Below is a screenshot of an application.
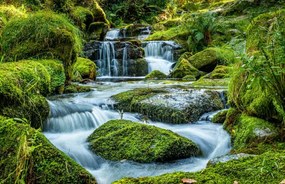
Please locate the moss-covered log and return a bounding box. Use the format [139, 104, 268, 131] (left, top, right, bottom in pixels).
[88, 120, 200, 163]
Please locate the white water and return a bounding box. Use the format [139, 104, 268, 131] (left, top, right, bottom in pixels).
[105, 29, 121, 41]
[44, 81, 231, 184]
[143, 41, 175, 75]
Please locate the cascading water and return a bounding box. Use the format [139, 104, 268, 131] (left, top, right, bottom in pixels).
[44, 81, 231, 184]
[97, 42, 119, 76]
[143, 41, 177, 75]
[105, 29, 122, 41]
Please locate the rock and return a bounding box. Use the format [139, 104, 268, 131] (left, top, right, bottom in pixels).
[170, 59, 200, 79]
[0, 116, 96, 183]
[188, 47, 235, 73]
[72, 57, 96, 82]
[145, 70, 167, 79]
[212, 110, 228, 124]
[280, 179, 285, 184]
[87, 120, 200, 163]
[112, 88, 224, 124]
[208, 153, 255, 166]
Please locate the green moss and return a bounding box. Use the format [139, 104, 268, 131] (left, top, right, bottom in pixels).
[192, 78, 229, 87]
[182, 75, 196, 81]
[70, 6, 94, 30]
[212, 110, 228, 124]
[204, 65, 231, 79]
[64, 83, 92, 94]
[72, 57, 96, 82]
[188, 47, 235, 72]
[88, 21, 108, 40]
[233, 115, 278, 151]
[0, 61, 52, 128]
[0, 5, 27, 32]
[35, 60, 66, 94]
[0, 116, 96, 183]
[88, 120, 200, 163]
[223, 108, 241, 134]
[145, 70, 167, 79]
[0, 11, 82, 80]
[114, 150, 285, 184]
[146, 26, 189, 47]
[170, 59, 200, 79]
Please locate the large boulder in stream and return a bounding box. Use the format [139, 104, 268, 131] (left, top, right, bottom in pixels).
[88, 120, 200, 163]
[112, 88, 224, 124]
[0, 116, 96, 183]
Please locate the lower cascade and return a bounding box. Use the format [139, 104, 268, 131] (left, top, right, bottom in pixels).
[44, 82, 231, 184]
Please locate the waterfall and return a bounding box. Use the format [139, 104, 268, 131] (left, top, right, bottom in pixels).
[97, 42, 119, 76]
[105, 29, 121, 41]
[122, 45, 128, 76]
[143, 41, 176, 75]
[138, 26, 151, 40]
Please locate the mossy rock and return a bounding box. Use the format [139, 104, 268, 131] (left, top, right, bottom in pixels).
[0, 61, 52, 128]
[64, 84, 92, 94]
[36, 59, 66, 94]
[170, 59, 200, 79]
[72, 57, 96, 82]
[0, 11, 82, 80]
[232, 115, 278, 151]
[127, 58, 149, 76]
[145, 70, 167, 80]
[0, 116, 96, 183]
[212, 110, 228, 124]
[192, 78, 229, 87]
[112, 88, 224, 124]
[88, 22, 108, 40]
[70, 6, 94, 30]
[0, 5, 27, 32]
[204, 65, 231, 79]
[88, 120, 200, 163]
[114, 150, 285, 184]
[182, 75, 196, 81]
[188, 47, 235, 73]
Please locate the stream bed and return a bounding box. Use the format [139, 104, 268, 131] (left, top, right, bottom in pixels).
[43, 80, 231, 184]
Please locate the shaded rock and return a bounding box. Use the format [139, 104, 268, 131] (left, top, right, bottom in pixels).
[88, 120, 200, 163]
[145, 70, 167, 79]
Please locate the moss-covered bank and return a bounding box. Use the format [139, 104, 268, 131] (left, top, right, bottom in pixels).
[0, 11, 82, 80]
[72, 57, 97, 82]
[88, 120, 200, 163]
[114, 150, 285, 184]
[0, 116, 96, 183]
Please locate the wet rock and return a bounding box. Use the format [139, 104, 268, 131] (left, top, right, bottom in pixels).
[208, 153, 256, 166]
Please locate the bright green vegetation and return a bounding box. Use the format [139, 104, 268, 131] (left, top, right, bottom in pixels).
[145, 70, 167, 79]
[88, 120, 200, 163]
[170, 59, 200, 79]
[0, 116, 96, 183]
[114, 150, 285, 184]
[64, 83, 92, 94]
[72, 57, 96, 82]
[0, 61, 51, 128]
[212, 110, 228, 124]
[0, 11, 82, 80]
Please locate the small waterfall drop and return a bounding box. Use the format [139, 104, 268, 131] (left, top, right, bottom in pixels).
[143, 41, 177, 75]
[105, 29, 121, 41]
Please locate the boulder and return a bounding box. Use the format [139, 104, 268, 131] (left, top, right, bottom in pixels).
[72, 57, 96, 82]
[88, 120, 200, 163]
[0, 116, 96, 183]
[145, 70, 167, 79]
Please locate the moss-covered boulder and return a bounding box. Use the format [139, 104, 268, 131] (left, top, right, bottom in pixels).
[232, 115, 278, 152]
[212, 110, 228, 124]
[188, 47, 235, 72]
[72, 57, 96, 82]
[170, 59, 200, 79]
[88, 120, 200, 163]
[0, 5, 27, 32]
[112, 88, 224, 123]
[0, 61, 52, 128]
[204, 65, 231, 79]
[114, 150, 285, 184]
[0, 11, 82, 80]
[145, 70, 167, 79]
[0, 116, 96, 183]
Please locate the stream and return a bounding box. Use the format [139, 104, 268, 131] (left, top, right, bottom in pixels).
[43, 81, 231, 184]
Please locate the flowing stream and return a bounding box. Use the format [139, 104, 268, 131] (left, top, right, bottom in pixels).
[44, 81, 231, 184]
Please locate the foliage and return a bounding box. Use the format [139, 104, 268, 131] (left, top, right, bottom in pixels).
[88, 119, 200, 163]
[0, 11, 82, 80]
[0, 116, 97, 183]
[114, 150, 285, 184]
